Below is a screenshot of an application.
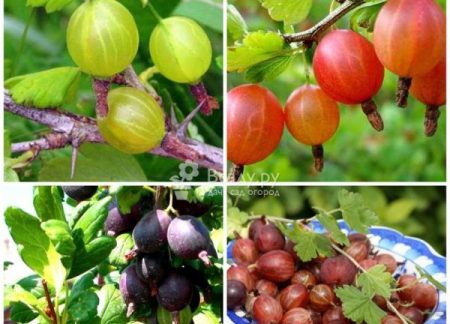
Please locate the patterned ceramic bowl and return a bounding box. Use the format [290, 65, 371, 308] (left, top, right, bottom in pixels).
[227, 220, 447, 324]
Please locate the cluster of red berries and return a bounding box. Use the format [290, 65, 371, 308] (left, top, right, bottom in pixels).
[227, 217, 438, 324]
[227, 0, 446, 172]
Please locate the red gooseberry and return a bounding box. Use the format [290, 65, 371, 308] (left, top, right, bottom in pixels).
[313, 29, 384, 131]
[373, 0, 445, 107]
[227, 84, 284, 166]
[410, 57, 446, 136]
[285, 84, 340, 171]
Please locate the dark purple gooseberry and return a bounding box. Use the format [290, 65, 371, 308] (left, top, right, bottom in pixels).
[119, 264, 152, 317]
[172, 196, 210, 216]
[135, 253, 167, 286]
[62, 186, 98, 201]
[132, 209, 172, 253]
[227, 280, 247, 309]
[104, 199, 143, 237]
[167, 215, 215, 266]
[157, 272, 193, 312]
[254, 223, 286, 253]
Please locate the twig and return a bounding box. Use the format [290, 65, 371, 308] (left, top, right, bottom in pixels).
[42, 280, 57, 324]
[283, 0, 365, 44]
[5, 91, 223, 172]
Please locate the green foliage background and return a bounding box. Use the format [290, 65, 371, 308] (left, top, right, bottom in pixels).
[228, 186, 446, 256]
[228, 0, 446, 182]
[4, 0, 223, 181]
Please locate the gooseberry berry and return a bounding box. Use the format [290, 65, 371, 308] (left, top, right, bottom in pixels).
[309, 284, 335, 312]
[279, 284, 309, 310]
[410, 283, 438, 311]
[254, 223, 285, 253]
[320, 255, 357, 285]
[255, 279, 278, 297]
[253, 295, 283, 324]
[256, 250, 296, 282]
[66, 0, 139, 77]
[285, 84, 340, 171]
[410, 57, 446, 136]
[232, 238, 259, 265]
[149, 17, 212, 84]
[227, 265, 255, 292]
[227, 280, 247, 309]
[313, 30, 384, 131]
[281, 307, 314, 324]
[227, 84, 285, 166]
[373, 0, 445, 107]
[97, 87, 165, 154]
[291, 270, 317, 289]
[374, 253, 397, 274]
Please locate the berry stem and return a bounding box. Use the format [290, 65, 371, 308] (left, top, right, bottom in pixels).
[283, 0, 364, 44]
[396, 77, 412, 108]
[147, 2, 163, 23]
[228, 164, 244, 182]
[424, 104, 440, 136]
[361, 98, 384, 131]
[189, 82, 219, 116]
[312, 144, 324, 172]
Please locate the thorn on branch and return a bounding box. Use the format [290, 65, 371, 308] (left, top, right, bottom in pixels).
[189, 82, 219, 115]
[177, 100, 205, 138]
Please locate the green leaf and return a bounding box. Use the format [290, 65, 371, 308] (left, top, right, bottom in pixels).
[195, 186, 223, 205]
[350, 1, 385, 32]
[39, 144, 147, 181]
[69, 236, 116, 278]
[245, 54, 296, 83]
[68, 273, 99, 322]
[261, 0, 312, 25]
[315, 209, 350, 246]
[115, 187, 142, 214]
[68, 200, 95, 229]
[26, 0, 73, 12]
[227, 207, 249, 238]
[280, 223, 333, 262]
[10, 301, 39, 323]
[4, 207, 66, 293]
[97, 284, 127, 324]
[108, 233, 134, 268]
[356, 265, 394, 298]
[157, 305, 192, 324]
[227, 5, 248, 42]
[33, 186, 65, 222]
[7, 285, 40, 307]
[5, 67, 80, 108]
[173, 0, 223, 33]
[338, 190, 379, 234]
[72, 196, 112, 244]
[4, 130, 32, 181]
[41, 219, 75, 269]
[228, 31, 286, 72]
[335, 286, 386, 324]
[384, 198, 418, 224]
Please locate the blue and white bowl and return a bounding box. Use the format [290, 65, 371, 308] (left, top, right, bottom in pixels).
[227, 220, 447, 324]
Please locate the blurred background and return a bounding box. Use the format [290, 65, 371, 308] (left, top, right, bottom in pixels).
[227, 186, 446, 256]
[4, 0, 223, 181]
[228, 0, 446, 182]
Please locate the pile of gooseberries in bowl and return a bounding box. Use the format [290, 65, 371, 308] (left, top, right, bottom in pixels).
[227, 215, 446, 324]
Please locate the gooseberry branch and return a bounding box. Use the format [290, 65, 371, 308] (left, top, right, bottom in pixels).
[4, 88, 223, 173]
[283, 0, 364, 44]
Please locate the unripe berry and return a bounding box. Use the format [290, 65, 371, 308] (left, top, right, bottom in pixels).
[67, 0, 139, 77]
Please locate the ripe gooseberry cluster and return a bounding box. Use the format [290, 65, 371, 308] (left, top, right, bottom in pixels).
[228, 0, 446, 174]
[101, 191, 217, 321]
[227, 217, 439, 324]
[66, 0, 213, 153]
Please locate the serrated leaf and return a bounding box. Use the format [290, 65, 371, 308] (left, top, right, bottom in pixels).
[356, 265, 394, 298]
[227, 207, 249, 238]
[41, 219, 75, 269]
[261, 0, 312, 25]
[39, 144, 147, 181]
[4, 207, 66, 294]
[245, 54, 296, 83]
[350, 1, 385, 32]
[33, 186, 65, 222]
[227, 5, 248, 42]
[280, 223, 333, 262]
[228, 31, 286, 72]
[338, 190, 378, 234]
[108, 233, 134, 268]
[97, 284, 127, 324]
[315, 209, 350, 246]
[5, 67, 80, 108]
[335, 286, 386, 324]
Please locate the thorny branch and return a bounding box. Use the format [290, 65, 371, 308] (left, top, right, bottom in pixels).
[283, 0, 365, 44]
[4, 66, 223, 174]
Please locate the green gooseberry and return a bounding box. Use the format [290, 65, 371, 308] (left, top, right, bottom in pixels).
[149, 16, 212, 84]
